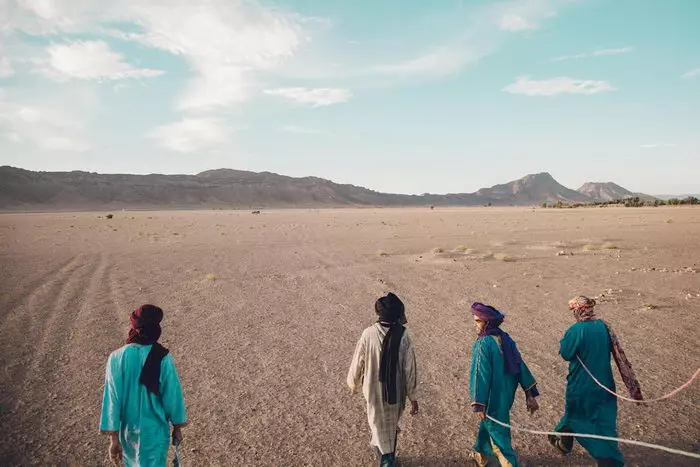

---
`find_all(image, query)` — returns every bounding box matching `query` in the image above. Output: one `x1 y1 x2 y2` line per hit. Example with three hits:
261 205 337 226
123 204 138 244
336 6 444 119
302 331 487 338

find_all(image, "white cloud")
499 14 538 32
279 125 330 135
592 47 635 56
496 0 558 32
503 76 616 96
550 46 634 62
369 1 564 80
0 55 15 78
0 91 91 152
148 118 228 152
40 136 90 151
127 1 305 111
4 1 310 111
264 87 352 106
45 40 163 80
681 68 700 80
639 143 677 149
370 47 482 77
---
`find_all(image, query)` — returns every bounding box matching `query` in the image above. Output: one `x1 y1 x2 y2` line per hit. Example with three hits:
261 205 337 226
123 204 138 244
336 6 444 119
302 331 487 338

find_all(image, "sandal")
548 434 571 455
469 450 488 467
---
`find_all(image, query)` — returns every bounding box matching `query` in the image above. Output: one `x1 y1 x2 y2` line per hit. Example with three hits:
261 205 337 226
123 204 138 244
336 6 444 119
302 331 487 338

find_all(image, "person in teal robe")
100 305 187 466
469 303 540 467
549 296 628 467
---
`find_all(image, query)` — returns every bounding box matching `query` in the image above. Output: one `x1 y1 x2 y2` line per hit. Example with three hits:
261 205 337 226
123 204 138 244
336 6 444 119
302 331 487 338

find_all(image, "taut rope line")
576 356 700 403
485 415 700 460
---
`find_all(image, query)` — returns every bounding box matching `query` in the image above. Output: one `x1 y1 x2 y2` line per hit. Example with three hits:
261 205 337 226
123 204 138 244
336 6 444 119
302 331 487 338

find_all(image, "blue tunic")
100 344 187 467
470 335 537 467
556 320 624 464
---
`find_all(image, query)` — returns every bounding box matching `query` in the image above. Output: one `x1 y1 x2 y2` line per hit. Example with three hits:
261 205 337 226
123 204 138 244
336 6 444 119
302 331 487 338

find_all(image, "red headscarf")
126 304 163 345
125 304 169 395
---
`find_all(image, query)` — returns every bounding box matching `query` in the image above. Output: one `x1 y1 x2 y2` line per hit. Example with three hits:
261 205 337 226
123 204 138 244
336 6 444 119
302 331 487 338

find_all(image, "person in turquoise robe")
549 296 629 467
100 305 187 466
469 303 540 467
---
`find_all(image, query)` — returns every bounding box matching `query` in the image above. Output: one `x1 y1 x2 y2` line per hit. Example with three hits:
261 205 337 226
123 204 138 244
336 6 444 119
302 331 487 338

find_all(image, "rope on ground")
485 415 700 460
577 356 700 403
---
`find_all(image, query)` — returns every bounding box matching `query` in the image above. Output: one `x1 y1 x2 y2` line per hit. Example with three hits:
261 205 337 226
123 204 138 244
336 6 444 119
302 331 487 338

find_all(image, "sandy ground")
0 206 698 466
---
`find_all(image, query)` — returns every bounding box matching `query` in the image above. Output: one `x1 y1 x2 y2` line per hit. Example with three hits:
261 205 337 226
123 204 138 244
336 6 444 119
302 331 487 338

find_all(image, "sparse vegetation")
205 273 217 281
540 196 699 209
105 214 113 219
494 253 515 262
452 245 469 252
583 244 599 251
601 243 618 250
431 247 444 254
376 250 389 257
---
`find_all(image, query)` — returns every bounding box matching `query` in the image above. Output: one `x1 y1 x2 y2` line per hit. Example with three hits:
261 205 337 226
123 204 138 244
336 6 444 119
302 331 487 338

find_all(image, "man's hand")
108 433 122 465
172 425 184 445
410 400 419 415
526 396 539 415
475 410 486 421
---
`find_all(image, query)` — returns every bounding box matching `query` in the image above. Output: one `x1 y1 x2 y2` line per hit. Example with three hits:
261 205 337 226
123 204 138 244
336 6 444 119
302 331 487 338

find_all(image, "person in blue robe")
469 303 540 467
549 296 642 467
100 304 187 466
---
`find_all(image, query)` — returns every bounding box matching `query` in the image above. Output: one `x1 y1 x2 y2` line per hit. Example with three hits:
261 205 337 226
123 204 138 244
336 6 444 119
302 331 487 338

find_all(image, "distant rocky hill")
0 166 655 210
578 182 656 202
474 172 590 204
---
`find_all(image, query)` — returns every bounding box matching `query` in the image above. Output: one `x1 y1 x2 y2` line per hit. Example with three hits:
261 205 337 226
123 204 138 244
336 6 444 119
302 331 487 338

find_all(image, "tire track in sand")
56 253 124 466
0 254 87 402
0 253 101 465
0 255 80 330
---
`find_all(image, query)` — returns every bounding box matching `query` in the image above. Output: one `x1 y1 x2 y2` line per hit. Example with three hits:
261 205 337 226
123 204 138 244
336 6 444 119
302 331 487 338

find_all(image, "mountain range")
0 166 656 211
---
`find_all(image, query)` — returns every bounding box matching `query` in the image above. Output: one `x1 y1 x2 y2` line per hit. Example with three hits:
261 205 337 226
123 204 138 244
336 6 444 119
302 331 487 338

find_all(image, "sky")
0 0 698 195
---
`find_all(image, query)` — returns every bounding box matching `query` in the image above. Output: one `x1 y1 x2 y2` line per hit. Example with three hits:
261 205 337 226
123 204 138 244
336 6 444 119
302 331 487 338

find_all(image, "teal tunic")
555 320 624 464
470 335 537 467
100 344 187 467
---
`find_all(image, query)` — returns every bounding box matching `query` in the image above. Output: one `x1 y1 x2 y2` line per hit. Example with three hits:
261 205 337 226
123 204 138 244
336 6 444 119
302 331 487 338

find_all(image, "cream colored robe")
347 323 418 454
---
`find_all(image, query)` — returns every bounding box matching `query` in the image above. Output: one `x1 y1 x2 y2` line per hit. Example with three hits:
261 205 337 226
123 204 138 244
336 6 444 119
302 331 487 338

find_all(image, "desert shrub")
494 253 515 262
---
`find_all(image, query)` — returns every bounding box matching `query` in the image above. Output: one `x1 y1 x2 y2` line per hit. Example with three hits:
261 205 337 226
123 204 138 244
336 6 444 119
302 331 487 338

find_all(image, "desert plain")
0 206 698 466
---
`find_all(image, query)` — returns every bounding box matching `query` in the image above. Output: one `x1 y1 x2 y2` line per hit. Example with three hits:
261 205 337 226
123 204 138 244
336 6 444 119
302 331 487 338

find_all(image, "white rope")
577 356 700 403
485 415 700 460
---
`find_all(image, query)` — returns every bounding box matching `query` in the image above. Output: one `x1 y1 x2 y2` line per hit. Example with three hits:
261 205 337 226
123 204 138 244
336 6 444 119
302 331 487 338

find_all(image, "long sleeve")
519 361 540 397
560 325 581 361
346 332 366 393
99 353 121 432
160 354 187 425
469 338 492 412
401 333 418 402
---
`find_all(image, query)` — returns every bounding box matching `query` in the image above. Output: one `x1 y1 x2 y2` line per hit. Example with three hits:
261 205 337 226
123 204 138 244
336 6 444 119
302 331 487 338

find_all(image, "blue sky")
0 0 698 195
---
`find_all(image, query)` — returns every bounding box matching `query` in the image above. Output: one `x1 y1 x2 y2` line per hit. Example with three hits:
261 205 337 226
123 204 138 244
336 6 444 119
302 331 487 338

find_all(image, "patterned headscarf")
567 296 644 402
569 296 597 321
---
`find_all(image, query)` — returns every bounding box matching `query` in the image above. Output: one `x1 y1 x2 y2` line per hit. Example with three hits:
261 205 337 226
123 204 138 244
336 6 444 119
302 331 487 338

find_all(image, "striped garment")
347 323 418 454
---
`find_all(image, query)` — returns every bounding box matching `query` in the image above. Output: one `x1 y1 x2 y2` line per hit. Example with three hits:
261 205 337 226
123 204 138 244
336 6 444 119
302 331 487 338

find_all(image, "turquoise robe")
100 344 187 467
470 335 538 467
555 320 624 465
